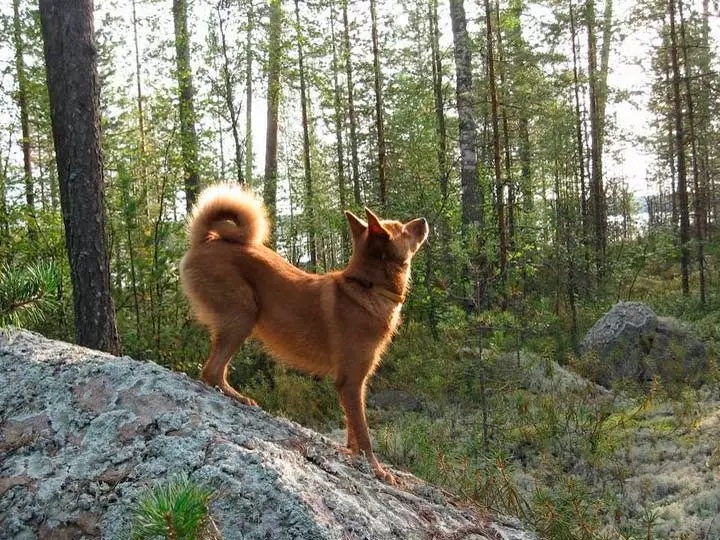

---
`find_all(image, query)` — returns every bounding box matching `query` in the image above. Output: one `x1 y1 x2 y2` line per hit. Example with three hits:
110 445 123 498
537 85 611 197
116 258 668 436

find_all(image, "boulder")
0 330 535 540
580 302 707 387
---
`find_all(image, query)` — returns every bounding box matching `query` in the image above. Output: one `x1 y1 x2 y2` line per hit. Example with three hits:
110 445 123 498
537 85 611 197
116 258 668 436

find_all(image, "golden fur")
180 184 428 483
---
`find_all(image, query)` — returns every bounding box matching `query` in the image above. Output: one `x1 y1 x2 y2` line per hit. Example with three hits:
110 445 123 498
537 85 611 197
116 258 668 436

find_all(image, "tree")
485 0 506 285
677 0 705 304
449 0 483 238
342 0 361 205
667 0 690 295
173 0 201 213
369 0 387 209
429 0 447 203
12 0 37 242
330 0 349 260
38 0 120 354
245 7 254 186
215 2 244 185
585 0 613 279
294 0 317 270
264 0 283 241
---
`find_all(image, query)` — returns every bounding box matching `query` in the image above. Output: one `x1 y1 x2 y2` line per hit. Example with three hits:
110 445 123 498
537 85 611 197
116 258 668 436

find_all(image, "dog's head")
344 208 429 268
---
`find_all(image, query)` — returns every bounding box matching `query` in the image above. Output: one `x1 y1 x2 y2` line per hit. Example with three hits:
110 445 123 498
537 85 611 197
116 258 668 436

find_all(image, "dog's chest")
388 304 402 332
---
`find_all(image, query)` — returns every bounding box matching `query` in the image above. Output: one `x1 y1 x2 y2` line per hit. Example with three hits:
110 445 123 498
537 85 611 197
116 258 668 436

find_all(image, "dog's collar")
345 275 405 304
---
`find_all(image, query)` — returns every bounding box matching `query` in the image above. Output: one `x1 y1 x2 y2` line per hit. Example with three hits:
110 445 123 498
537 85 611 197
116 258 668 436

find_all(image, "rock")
368 390 424 412
580 302 707 387
0 330 536 540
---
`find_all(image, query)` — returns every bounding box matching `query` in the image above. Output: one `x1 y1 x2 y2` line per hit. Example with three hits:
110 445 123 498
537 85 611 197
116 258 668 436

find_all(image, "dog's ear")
405 217 429 243
344 211 367 239
365 208 389 238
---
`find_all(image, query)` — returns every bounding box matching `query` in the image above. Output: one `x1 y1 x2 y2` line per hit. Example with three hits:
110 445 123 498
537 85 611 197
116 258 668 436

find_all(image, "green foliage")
132 474 217 540
0 261 59 328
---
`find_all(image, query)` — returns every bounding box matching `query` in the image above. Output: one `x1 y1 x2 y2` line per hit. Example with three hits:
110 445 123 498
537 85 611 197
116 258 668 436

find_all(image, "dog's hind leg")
336 373 396 485
202 319 257 406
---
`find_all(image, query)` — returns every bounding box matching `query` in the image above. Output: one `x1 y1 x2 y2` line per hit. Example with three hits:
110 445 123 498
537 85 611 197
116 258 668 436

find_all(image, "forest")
2 0 720 538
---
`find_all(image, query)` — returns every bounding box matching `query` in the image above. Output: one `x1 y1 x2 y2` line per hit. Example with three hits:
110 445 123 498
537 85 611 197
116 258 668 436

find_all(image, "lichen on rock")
0 330 535 540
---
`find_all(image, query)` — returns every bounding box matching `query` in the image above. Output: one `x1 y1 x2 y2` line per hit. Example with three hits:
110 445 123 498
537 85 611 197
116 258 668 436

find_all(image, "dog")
180 184 429 483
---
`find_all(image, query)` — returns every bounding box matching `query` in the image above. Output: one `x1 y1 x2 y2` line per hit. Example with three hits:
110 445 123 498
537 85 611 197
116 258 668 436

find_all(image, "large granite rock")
0 330 534 540
580 302 707 387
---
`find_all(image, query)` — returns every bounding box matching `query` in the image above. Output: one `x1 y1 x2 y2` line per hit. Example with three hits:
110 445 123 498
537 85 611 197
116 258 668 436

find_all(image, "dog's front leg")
335 374 396 485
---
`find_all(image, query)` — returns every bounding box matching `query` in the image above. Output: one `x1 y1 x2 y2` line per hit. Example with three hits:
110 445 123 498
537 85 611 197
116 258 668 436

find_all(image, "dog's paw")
374 466 397 485
237 395 258 407
337 445 359 457
218 384 258 407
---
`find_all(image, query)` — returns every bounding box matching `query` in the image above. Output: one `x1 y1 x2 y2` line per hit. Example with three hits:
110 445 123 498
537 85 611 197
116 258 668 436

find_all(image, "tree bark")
586 0 606 278
263 0 282 243
216 4 244 185
492 0 515 278
330 0 349 261
369 0 387 209
245 9 254 186
13 0 37 242
173 0 201 213
677 0 705 304
485 0 506 284
662 46 678 234
668 0 690 295
132 0 146 159
449 0 483 235
294 0 317 271
342 0 361 206
39 0 121 355
570 0 590 281
429 0 447 202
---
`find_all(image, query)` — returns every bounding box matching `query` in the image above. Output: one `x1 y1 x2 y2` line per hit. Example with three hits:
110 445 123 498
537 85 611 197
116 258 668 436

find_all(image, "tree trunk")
263 0 282 243
677 0 705 304
430 0 447 203
13 0 37 242
0 137 9 243
586 0 606 279
485 0 506 285
668 0 690 296
39 0 121 355
597 0 613 145
173 0 200 213
449 0 483 235
518 116 532 214
216 4 244 185
245 9 254 186
330 0 349 261
495 0 514 259
342 0 361 206
699 0 712 234
294 0 317 271
132 0 146 158
570 0 590 283
369 0 387 209
662 46 678 234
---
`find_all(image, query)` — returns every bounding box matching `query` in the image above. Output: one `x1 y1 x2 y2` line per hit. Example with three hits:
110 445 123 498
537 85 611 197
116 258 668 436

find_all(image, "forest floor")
360 352 720 539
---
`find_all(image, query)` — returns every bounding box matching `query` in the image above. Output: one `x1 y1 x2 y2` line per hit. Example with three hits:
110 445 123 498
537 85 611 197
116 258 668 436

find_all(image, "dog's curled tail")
188 184 270 246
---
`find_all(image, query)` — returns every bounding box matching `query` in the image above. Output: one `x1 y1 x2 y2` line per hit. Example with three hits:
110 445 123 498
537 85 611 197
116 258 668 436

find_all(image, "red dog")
180 184 428 483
